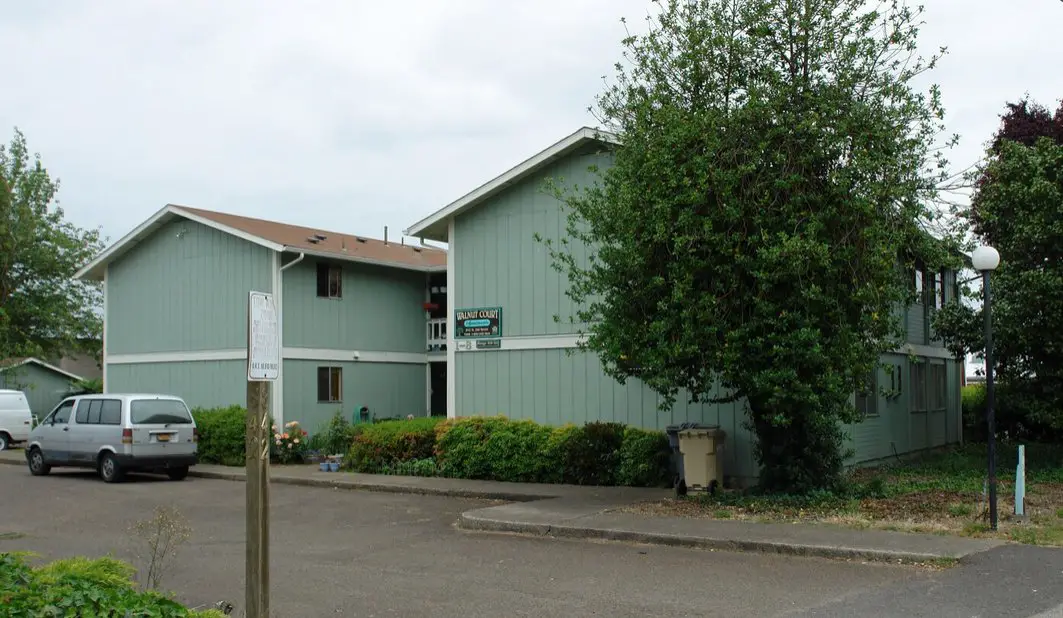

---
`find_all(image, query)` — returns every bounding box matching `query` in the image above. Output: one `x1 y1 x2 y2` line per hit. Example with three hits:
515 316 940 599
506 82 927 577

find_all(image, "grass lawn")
627 442 1063 546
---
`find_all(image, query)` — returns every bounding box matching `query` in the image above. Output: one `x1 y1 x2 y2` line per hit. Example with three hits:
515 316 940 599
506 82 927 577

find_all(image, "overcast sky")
2 0 1060 248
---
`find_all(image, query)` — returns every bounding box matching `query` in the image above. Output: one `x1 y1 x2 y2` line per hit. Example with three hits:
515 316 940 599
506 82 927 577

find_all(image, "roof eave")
1 357 85 382
73 204 284 282
284 246 446 273
404 126 620 240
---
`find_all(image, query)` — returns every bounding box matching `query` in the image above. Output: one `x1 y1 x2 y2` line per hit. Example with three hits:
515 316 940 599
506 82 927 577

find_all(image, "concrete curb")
457 511 985 564
189 468 547 502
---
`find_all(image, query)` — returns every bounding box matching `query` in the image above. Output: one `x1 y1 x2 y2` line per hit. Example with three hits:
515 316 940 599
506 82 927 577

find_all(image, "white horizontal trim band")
454 333 583 352
454 334 959 359
896 344 957 360
107 348 428 365
106 341 957 363
282 348 426 364
107 350 248 364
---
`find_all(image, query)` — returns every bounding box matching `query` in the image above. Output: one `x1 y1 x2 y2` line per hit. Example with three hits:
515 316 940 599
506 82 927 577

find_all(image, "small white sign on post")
247 291 279 381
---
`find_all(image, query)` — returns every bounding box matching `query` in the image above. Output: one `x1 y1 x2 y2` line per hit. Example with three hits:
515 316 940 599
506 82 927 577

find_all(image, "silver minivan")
25 393 198 483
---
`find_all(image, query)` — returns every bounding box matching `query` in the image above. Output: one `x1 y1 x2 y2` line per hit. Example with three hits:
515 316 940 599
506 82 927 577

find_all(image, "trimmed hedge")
345 417 444 474
345 415 672 487
191 405 248 466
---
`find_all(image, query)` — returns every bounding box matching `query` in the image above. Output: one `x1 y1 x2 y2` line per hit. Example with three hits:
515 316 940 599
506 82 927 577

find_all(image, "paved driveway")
0 465 920 617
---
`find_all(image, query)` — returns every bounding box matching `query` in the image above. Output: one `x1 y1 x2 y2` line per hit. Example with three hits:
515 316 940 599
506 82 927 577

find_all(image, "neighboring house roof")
75 205 447 281
403 126 620 242
0 357 84 382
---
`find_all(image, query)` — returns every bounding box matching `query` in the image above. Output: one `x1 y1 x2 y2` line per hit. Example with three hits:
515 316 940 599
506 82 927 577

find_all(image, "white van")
0 389 34 450
25 393 198 483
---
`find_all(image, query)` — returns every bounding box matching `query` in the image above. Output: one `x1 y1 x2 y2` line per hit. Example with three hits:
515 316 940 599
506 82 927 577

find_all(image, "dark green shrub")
191 405 248 466
615 426 671 487
961 384 987 440
562 421 626 485
0 553 225 617
435 416 557 482
344 417 443 473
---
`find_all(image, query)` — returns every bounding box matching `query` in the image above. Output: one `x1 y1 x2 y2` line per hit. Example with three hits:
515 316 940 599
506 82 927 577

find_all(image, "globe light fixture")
972 245 1001 272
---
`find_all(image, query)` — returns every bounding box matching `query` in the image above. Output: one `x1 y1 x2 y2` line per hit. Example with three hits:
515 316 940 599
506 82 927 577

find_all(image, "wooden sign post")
246 291 279 618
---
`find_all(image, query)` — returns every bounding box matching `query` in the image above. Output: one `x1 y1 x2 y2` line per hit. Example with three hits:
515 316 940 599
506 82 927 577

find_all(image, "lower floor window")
317 367 342 403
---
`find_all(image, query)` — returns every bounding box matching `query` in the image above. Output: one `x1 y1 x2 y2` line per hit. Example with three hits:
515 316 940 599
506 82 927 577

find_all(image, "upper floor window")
933 270 944 309
316 264 342 299
855 372 878 417
914 265 924 302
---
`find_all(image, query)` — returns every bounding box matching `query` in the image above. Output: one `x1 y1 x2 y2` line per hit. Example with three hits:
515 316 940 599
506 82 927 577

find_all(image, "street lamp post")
972 245 1001 530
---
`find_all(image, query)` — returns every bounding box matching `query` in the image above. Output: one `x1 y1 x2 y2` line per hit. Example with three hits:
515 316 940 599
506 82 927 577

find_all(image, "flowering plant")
271 420 309 464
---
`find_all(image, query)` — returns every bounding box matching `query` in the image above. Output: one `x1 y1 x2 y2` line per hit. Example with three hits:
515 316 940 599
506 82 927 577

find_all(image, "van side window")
50 400 74 425
86 400 103 424
73 400 106 425
99 400 122 425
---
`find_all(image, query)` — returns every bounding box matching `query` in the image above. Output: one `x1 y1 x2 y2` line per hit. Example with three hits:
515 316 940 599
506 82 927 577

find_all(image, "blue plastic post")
1015 445 1026 517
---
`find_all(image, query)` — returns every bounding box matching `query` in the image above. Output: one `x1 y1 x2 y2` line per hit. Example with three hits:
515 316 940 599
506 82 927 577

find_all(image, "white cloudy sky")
2 0 1060 248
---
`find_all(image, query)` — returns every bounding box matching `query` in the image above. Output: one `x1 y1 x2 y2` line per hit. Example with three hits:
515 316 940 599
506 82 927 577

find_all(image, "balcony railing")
427 317 446 352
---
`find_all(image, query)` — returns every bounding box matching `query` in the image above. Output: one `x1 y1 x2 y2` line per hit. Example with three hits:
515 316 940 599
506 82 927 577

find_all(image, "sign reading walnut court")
455 307 502 338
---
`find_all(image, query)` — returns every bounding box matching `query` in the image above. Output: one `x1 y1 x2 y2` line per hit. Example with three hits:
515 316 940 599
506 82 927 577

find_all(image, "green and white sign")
455 307 502 339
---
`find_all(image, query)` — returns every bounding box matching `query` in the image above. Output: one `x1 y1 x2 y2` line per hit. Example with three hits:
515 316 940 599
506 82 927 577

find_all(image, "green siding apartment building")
76 127 962 484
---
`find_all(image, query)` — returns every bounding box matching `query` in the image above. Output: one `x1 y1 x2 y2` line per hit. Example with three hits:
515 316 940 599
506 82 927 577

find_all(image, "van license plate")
157 434 171 442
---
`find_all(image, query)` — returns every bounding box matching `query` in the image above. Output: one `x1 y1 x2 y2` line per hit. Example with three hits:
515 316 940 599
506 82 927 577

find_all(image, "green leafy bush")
344 417 443 473
435 416 556 482
555 421 626 485
961 384 987 441
382 458 442 477
0 552 225 617
312 410 359 456
615 426 672 487
191 405 248 466
343 415 671 487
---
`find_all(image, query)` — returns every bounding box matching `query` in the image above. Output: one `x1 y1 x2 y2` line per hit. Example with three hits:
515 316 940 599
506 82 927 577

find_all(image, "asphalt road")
0 464 1059 617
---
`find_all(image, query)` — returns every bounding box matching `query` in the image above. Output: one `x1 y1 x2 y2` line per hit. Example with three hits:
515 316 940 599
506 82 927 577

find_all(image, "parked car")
24 393 198 483
0 389 34 451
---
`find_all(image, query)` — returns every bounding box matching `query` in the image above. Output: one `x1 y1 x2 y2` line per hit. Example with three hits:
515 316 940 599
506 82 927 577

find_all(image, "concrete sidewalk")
0 449 1005 563
459 501 1004 563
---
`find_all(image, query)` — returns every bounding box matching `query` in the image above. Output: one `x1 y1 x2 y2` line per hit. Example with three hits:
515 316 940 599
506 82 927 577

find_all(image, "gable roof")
0 357 84 382
403 126 620 242
75 204 447 281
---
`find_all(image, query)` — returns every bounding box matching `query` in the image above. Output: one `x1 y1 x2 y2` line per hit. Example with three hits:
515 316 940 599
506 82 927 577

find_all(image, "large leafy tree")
935 98 1063 435
0 128 104 362
544 0 957 491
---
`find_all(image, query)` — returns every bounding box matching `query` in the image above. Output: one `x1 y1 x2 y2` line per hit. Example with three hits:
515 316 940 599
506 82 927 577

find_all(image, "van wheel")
28 448 51 476
0 433 9 451
99 453 124 483
167 466 189 481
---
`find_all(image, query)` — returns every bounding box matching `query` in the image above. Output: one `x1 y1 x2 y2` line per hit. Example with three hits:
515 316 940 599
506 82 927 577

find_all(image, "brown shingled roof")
175 205 446 270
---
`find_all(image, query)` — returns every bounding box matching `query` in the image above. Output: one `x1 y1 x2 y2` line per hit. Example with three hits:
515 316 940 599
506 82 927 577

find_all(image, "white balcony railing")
427 317 446 352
